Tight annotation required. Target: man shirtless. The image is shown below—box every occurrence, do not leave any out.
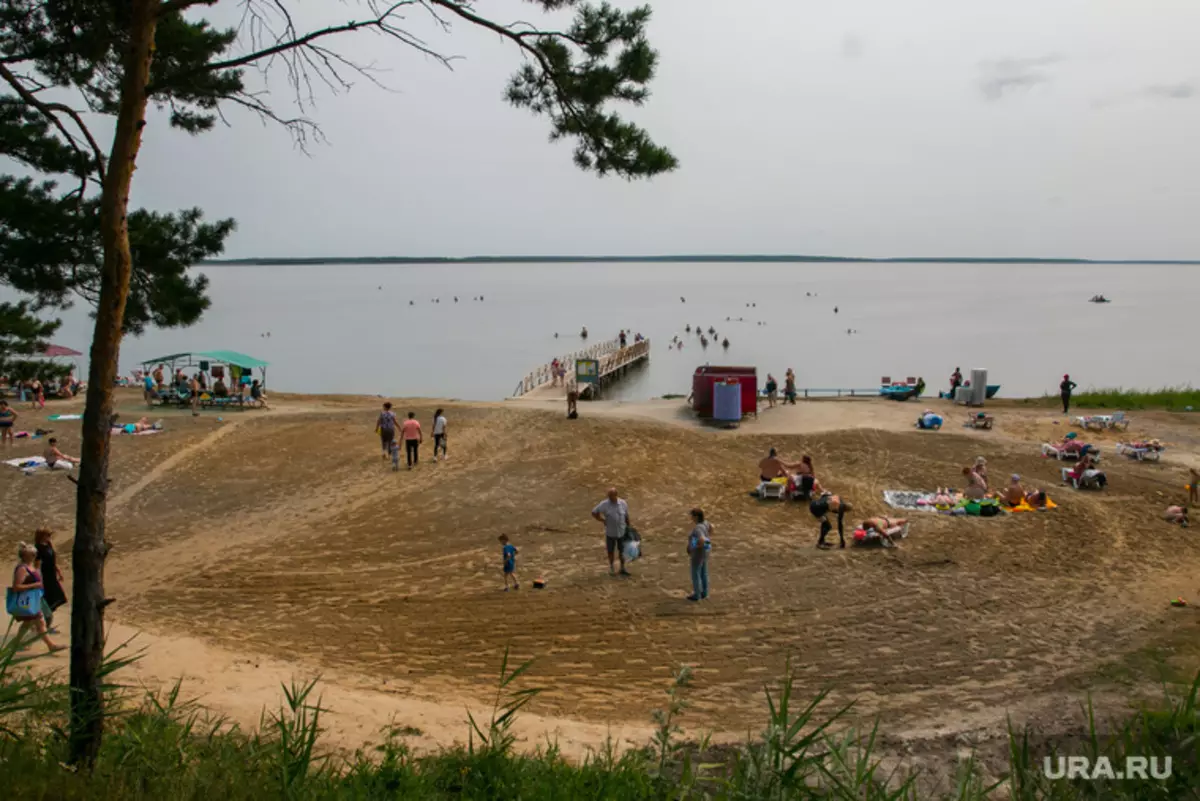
[43,438,79,470]
[757,448,790,482]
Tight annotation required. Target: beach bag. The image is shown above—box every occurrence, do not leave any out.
[6,587,42,618]
[621,525,642,561]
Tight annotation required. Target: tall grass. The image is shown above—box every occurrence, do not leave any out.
[1036,386,1200,411]
[0,634,1196,800]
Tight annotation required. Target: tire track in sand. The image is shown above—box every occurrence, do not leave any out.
[109,417,248,514]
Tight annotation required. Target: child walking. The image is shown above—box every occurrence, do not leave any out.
[499,534,520,591]
[389,437,401,471]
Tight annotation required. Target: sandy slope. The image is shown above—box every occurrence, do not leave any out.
[4,390,1200,765]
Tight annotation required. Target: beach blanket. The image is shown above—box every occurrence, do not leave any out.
[3,455,71,473]
[47,414,81,421]
[883,490,1004,517]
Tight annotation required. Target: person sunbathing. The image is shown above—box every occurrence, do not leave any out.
[973,456,989,487]
[962,466,988,499]
[757,448,790,482]
[213,378,229,398]
[43,438,79,470]
[1025,489,1048,508]
[1163,506,1189,527]
[1002,474,1025,506]
[118,417,159,434]
[860,516,908,546]
[1064,453,1106,487]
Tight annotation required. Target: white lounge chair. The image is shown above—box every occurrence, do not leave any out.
[1115,442,1163,462]
[1107,412,1130,431]
[1061,466,1106,490]
[758,480,788,501]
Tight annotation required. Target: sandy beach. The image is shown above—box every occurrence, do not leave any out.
[4,390,1200,765]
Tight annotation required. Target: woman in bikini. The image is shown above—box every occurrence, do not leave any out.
[810,493,852,549]
[860,515,909,546]
[0,400,16,446]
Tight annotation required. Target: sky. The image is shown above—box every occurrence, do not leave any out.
[129,0,1200,260]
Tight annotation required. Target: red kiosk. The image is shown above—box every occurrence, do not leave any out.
[691,365,758,418]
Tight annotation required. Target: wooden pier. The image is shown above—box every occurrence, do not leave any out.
[513,338,651,399]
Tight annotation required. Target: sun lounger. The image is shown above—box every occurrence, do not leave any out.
[1061,466,1106,490]
[965,412,994,430]
[1107,411,1130,430]
[757,479,788,501]
[1115,442,1163,461]
[1041,442,1100,462]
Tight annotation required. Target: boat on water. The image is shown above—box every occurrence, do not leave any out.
[1089,295,1111,303]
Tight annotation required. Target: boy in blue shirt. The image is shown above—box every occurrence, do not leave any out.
[499,534,520,591]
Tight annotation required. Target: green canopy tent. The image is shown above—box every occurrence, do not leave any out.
[140,350,269,389]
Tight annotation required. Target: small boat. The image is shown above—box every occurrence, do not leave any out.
[1089,295,1110,304]
[880,384,919,401]
[937,385,1001,400]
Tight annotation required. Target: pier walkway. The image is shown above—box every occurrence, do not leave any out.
[512,339,651,400]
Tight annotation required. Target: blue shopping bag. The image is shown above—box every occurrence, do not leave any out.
[5,587,43,618]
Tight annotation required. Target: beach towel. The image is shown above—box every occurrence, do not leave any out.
[1003,496,1059,513]
[47,414,81,421]
[3,456,71,473]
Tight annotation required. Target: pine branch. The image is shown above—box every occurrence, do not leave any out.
[0,62,107,191]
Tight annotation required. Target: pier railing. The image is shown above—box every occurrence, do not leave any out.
[511,337,623,397]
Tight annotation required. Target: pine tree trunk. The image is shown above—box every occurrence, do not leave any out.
[69,0,160,767]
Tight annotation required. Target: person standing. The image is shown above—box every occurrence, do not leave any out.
[34,528,66,633]
[0,400,16,447]
[401,411,423,469]
[1059,374,1077,414]
[189,373,201,416]
[432,408,448,462]
[764,374,778,408]
[499,534,520,591]
[784,369,797,404]
[376,402,398,461]
[685,508,712,601]
[591,487,632,576]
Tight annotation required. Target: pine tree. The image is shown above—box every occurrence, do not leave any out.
[1,0,675,765]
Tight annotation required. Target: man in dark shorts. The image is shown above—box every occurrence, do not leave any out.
[810,492,852,549]
[591,487,632,576]
[376,402,398,461]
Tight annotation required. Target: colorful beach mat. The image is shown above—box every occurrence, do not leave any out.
[47,414,81,421]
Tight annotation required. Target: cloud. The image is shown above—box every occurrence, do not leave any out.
[1093,81,1196,109]
[978,56,1061,101]
[1142,82,1196,100]
[841,34,864,60]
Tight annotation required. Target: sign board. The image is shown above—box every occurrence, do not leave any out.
[576,359,600,384]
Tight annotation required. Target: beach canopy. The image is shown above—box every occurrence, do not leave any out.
[42,344,83,357]
[140,350,269,368]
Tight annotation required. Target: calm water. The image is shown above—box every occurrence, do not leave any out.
[52,262,1195,401]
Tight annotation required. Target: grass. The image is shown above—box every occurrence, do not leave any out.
[1030,387,1200,412]
[0,635,1197,800]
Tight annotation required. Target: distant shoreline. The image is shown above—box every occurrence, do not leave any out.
[203,255,1200,266]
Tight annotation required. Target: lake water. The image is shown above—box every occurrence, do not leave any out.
[51,262,1195,401]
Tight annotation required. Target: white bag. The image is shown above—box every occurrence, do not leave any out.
[622,538,641,562]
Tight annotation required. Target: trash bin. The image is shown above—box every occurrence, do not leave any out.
[713,378,742,422]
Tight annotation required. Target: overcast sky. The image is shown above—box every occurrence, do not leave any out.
[130,0,1200,260]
